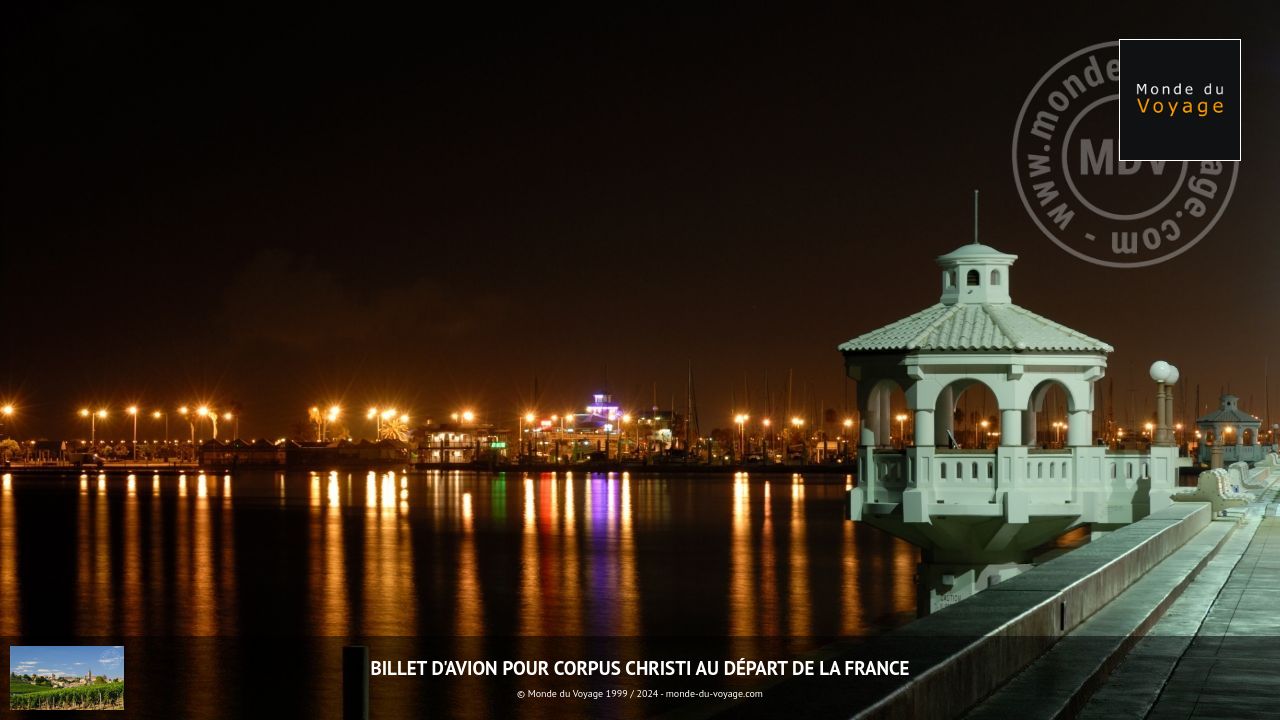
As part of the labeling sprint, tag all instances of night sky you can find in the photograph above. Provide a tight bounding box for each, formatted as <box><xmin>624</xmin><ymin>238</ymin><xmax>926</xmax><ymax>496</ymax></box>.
<box><xmin>3</xmin><ymin>4</ymin><xmax>1279</xmax><ymax>440</ymax></box>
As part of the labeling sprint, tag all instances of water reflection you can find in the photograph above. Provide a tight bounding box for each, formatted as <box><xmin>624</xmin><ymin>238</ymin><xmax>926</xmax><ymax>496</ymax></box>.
<box><xmin>760</xmin><ymin>480</ymin><xmax>777</xmax><ymax>634</ymax></box>
<box><xmin>0</xmin><ymin>473</ymin><xmax>18</xmax><ymax>635</ymax></box>
<box><xmin>730</xmin><ymin>472</ymin><xmax>756</xmax><ymax>636</ymax></box>
<box><xmin>789</xmin><ymin>475</ymin><xmax>810</xmax><ymax>636</ymax></box>
<box><xmin>9</xmin><ymin>469</ymin><xmax>919</xmax><ymax>647</ymax></box>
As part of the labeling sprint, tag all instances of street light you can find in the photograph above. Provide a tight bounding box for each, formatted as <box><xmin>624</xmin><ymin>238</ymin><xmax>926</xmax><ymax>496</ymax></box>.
<box><xmin>178</xmin><ymin>406</ymin><xmax>196</xmax><ymax>446</ymax></box>
<box><xmin>152</xmin><ymin>410</ymin><xmax>169</xmax><ymax>443</ymax></box>
<box><xmin>309</xmin><ymin>406</ymin><xmax>322</xmax><ymax>441</ymax></box>
<box><xmin>789</xmin><ymin>416</ymin><xmax>806</xmax><ymax>462</ymax></box>
<box><xmin>734</xmin><ymin>413</ymin><xmax>748</xmax><ymax>460</ymax></box>
<box><xmin>223</xmin><ymin>411</ymin><xmax>236</xmax><ymax>440</ymax></box>
<box><xmin>197</xmin><ymin>405</ymin><xmax>218</xmax><ymax>440</ymax></box>
<box><xmin>519</xmin><ymin>412</ymin><xmax>535</xmax><ymax>461</ymax></box>
<box><xmin>127</xmin><ymin>406</ymin><xmax>138</xmax><ymax>461</ymax></box>
<box><xmin>325</xmin><ymin>405</ymin><xmax>341</xmax><ymax>441</ymax></box>
<box><xmin>368</xmin><ymin>406</ymin><xmax>398</xmax><ymax>439</ymax></box>
<box><xmin>80</xmin><ymin>408</ymin><xmax>107</xmax><ymax>444</ymax></box>
<box><xmin>461</xmin><ymin>410</ymin><xmax>475</xmax><ymax>424</ymax></box>
<box><xmin>895</xmin><ymin>413</ymin><xmax>908</xmax><ymax>448</ymax></box>
<box><xmin>979</xmin><ymin>419</ymin><xmax>990</xmax><ymax>448</ymax></box>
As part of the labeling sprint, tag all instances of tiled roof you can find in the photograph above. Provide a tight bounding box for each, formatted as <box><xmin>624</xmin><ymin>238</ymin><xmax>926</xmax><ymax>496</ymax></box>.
<box><xmin>1196</xmin><ymin>407</ymin><xmax>1259</xmax><ymax>424</ymax></box>
<box><xmin>839</xmin><ymin>303</ymin><xmax>1113</xmax><ymax>353</ymax></box>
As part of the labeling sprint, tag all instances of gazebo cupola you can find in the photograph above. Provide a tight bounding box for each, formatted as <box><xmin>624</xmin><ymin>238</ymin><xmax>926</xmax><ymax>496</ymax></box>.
<box><xmin>938</xmin><ymin>243</ymin><xmax>1017</xmax><ymax>305</ymax></box>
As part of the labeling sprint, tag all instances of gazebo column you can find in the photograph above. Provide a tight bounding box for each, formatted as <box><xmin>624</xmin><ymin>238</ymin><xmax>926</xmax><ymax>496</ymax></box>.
<box><xmin>1022</xmin><ymin>409</ymin><xmax>1037</xmax><ymax>447</ymax></box>
<box><xmin>1000</xmin><ymin>409</ymin><xmax>1022</xmax><ymax>446</ymax></box>
<box><xmin>934</xmin><ymin>386</ymin><xmax>953</xmax><ymax>447</ymax></box>
<box><xmin>860</xmin><ymin>388</ymin><xmax>881</xmax><ymax>448</ymax></box>
<box><xmin>1067</xmin><ymin>409</ymin><xmax>1092</xmax><ymax>447</ymax></box>
<box><xmin>914</xmin><ymin>409</ymin><xmax>935</xmax><ymax>447</ymax></box>
<box><xmin>879</xmin><ymin>390</ymin><xmax>892</xmax><ymax>447</ymax></box>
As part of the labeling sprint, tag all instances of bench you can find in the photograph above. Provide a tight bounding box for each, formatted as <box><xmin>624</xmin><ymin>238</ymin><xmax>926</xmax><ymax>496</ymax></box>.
<box><xmin>1172</xmin><ymin>468</ymin><xmax>1254</xmax><ymax>515</ymax></box>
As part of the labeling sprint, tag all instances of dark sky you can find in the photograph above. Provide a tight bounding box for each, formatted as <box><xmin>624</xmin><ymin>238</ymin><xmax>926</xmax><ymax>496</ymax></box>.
<box><xmin>3</xmin><ymin>3</ymin><xmax>1279</xmax><ymax>440</ymax></box>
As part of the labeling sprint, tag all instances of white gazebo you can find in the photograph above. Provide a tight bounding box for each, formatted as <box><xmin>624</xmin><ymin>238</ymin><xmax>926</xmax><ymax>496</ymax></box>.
<box><xmin>843</xmin><ymin>241</ymin><xmax>1178</xmax><ymax>613</ymax></box>
<box><xmin>1195</xmin><ymin>394</ymin><xmax>1267</xmax><ymax>467</ymax></box>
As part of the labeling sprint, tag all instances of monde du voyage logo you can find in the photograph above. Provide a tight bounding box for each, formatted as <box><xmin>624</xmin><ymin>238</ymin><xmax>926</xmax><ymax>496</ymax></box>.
<box><xmin>1012</xmin><ymin>41</ymin><xmax>1238</xmax><ymax>268</ymax></box>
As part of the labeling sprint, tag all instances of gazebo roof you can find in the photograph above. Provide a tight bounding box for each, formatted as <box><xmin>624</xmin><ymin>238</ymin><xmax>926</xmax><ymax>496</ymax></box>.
<box><xmin>1196</xmin><ymin>395</ymin><xmax>1259</xmax><ymax>425</ymax></box>
<box><xmin>936</xmin><ymin>243</ymin><xmax>1018</xmax><ymax>263</ymax></box>
<box><xmin>839</xmin><ymin>302</ymin><xmax>1113</xmax><ymax>354</ymax></box>
<box><xmin>1196</xmin><ymin>407</ymin><xmax>1258</xmax><ymax>424</ymax></box>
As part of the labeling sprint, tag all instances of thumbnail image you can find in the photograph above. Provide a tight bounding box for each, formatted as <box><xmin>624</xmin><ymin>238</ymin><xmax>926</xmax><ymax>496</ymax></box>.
<box><xmin>9</xmin><ymin>646</ymin><xmax>124</xmax><ymax>711</ymax></box>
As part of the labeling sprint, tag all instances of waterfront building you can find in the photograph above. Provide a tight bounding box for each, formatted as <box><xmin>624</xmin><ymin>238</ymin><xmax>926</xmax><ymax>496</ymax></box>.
<box><xmin>416</xmin><ymin>423</ymin><xmax>506</xmax><ymax>463</ymax></box>
<box><xmin>198</xmin><ymin>438</ymin><xmax>286</xmax><ymax>465</ymax></box>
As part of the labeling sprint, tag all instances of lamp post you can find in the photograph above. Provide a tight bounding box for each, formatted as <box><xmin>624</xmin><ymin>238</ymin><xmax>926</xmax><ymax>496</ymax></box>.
<box><xmin>521</xmin><ymin>412</ymin><xmax>535</xmax><ymax>462</ymax></box>
<box><xmin>127</xmin><ymin>406</ymin><xmax>138</xmax><ymax>461</ymax></box>
<box><xmin>762</xmin><ymin>418</ymin><xmax>772</xmax><ymax>462</ymax></box>
<box><xmin>842</xmin><ymin>418</ymin><xmax>854</xmax><ymax>459</ymax></box>
<box><xmin>179</xmin><ymin>406</ymin><xmax>196</xmax><ymax>446</ymax></box>
<box><xmin>223</xmin><ymin>412</ymin><xmax>236</xmax><ymax>441</ymax></box>
<box><xmin>152</xmin><ymin>410</ymin><xmax>169</xmax><ymax>443</ymax></box>
<box><xmin>197</xmin><ymin>406</ymin><xmax>217</xmax><ymax>440</ymax></box>
<box><xmin>80</xmin><ymin>408</ymin><xmax>107</xmax><ymax>445</ymax></box>
<box><xmin>1</xmin><ymin>405</ymin><xmax>12</xmax><ymax>439</ymax></box>
<box><xmin>979</xmin><ymin>419</ymin><xmax>990</xmax><ymax>448</ymax></box>
<box><xmin>367</xmin><ymin>407</ymin><xmax>397</xmax><ymax>440</ymax></box>
<box><xmin>326</xmin><ymin>406</ymin><xmax>341</xmax><ymax>441</ymax></box>
<box><xmin>552</xmin><ymin>413</ymin><xmax>568</xmax><ymax>464</ymax></box>
<box><xmin>733</xmin><ymin>414</ymin><xmax>748</xmax><ymax>461</ymax></box>
<box><xmin>895</xmin><ymin>413</ymin><xmax>908</xmax><ymax>449</ymax></box>
<box><xmin>1148</xmin><ymin>361</ymin><xmax>1180</xmax><ymax>446</ymax></box>
<box><xmin>620</xmin><ymin>413</ymin><xmax>631</xmax><ymax>461</ymax></box>
<box><xmin>790</xmin><ymin>416</ymin><xmax>805</xmax><ymax>463</ymax></box>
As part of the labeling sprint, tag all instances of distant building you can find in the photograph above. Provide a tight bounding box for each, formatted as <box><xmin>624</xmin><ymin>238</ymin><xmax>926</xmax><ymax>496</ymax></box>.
<box><xmin>198</xmin><ymin>439</ymin><xmax>286</xmax><ymax>465</ymax></box>
<box><xmin>635</xmin><ymin>409</ymin><xmax>678</xmax><ymax>451</ymax></box>
<box><xmin>415</xmin><ymin>424</ymin><xmax>507</xmax><ymax>463</ymax></box>
<box><xmin>197</xmin><ymin>438</ymin><xmax>409</xmax><ymax>466</ymax></box>
<box><xmin>1196</xmin><ymin>394</ymin><xmax>1268</xmax><ymax>465</ymax></box>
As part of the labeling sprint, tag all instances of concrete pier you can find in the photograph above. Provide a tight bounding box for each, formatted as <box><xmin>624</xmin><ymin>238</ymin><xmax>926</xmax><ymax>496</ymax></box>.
<box><xmin>1078</xmin><ymin>484</ymin><xmax>1280</xmax><ymax>718</ymax></box>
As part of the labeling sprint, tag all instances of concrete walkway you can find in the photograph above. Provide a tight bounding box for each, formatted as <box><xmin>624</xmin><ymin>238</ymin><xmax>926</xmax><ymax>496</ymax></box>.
<box><xmin>1080</xmin><ymin>485</ymin><xmax>1280</xmax><ymax>719</ymax></box>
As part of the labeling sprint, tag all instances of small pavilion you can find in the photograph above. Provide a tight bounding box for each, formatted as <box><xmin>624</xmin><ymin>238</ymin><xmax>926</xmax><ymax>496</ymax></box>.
<box><xmin>1195</xmin><ymin>394</ymin><xmax>1265</xmax><ymax>466</ymax></box>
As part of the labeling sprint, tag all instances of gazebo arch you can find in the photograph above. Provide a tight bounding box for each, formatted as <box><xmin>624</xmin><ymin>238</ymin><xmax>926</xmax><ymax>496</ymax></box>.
<box><xmin>931</xmin><ymin>378</ymin><xmax>1002</xmax><ymax>449</ymax></box>
<box><xmin>861</xmin><ymin>377</ymin><xmax>907</xmax><ymax>448</ymax></box>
